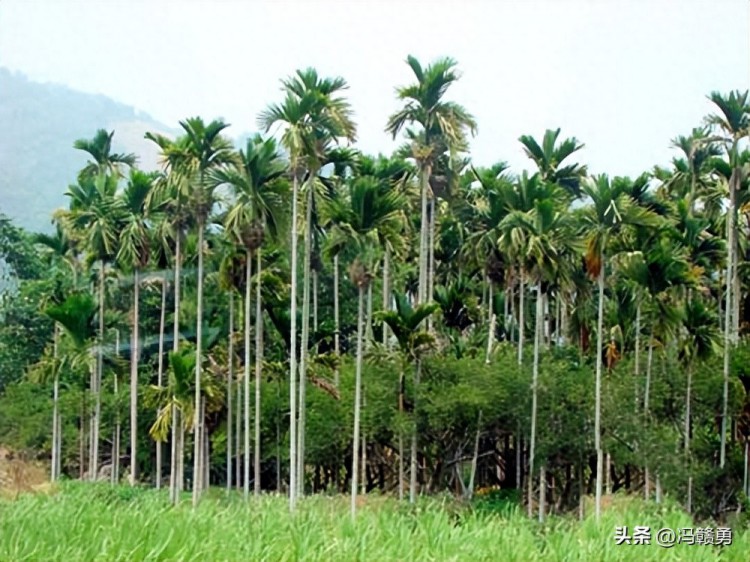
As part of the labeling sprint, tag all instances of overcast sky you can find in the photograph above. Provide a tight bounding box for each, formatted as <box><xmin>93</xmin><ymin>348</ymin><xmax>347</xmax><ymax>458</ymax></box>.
<box><xmin>1</xmin><ymin>0</ymin><xmax>748</xmax><ymax>177</ymax></box>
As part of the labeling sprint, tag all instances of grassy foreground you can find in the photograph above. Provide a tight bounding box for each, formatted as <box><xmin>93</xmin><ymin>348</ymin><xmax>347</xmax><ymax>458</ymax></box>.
<box><xmin>0</xmin><ymin>483</ymin><xmax>748</xmax><ymax>561</ymax></box>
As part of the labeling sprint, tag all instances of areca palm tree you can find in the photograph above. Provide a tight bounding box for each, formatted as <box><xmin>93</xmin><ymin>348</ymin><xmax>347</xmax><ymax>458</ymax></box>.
<box><xmin>259</xmin><ymin>69</ymin><xmax>356</xmax><ymax>507</ymax></box>
<box><xmin>499</xmin><ymin>185</ymin><xmax>581</xmax><ymax>519</ymax></box>
<box><xmin>704</xmin><ymin>90</ymin><xmax>750</xmax><ymax>467</ymax></box>
<box><xmin>468</xmin><ymin>163</ymin><xmax>514</xmax><ymax>363</ymax></box>
<box><xmin>519</xmin><ymin>128</ymin><xmax>587</xmax><ymax>198</ymax></box>
<box><xmin>580</xmin><ymin>174</ymin><xmax>661</xmax><ymax>519</ymax></box>
<box><xmin>678</xmin><ymin>297</ymin><xmax>720</xmax><ymax>512</ymax></box>
<box><xmin>214</xmin><ymin>133</ymin><xmax>287</xmax><ymax>497</ymax></box>
<box><xmin>174</xmin><ymin>117</ymin><xmax>236</xmax><ymax>506</ymax></box>
<box><xmin>56</xmin><ymin>172</ymin><xmax>125</xmax><ymax>480</ymax></box>
<box><xmin>42</xmin><ymin>292</ymin><xmax>98</xmax><ymax>479</ymax></box>
<box><xmin>74</xmin><ymin>129</ymin><xmax>136</xmax><ymax>181</ymax></box>
<box><xmin>375</xmin><ymin>292</ymin><xmax>439</xmax><ymax>503</ymax></box>
<box><xmin>117</xmin><ymin>169</ymin><xmax>157</xmax><ymax>485</ymax></box>
<box><xmin>386</xmin><ymin>55</ymin><xmax>476</xmax><ymax>310</ymax></box>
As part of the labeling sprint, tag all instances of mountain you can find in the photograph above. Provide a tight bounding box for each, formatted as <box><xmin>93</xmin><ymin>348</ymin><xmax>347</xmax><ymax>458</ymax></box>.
<box><xmin>0</xmin><ymin>68</ymin><xmax>177</xmax><ymax>233</ymax></box>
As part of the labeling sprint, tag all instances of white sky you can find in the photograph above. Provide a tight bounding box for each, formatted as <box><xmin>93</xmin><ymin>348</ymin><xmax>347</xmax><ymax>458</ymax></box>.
<box><xmin>1</xmin><ymin>0</ymin><xmax>748</xmax><ymax>177</ymax></box>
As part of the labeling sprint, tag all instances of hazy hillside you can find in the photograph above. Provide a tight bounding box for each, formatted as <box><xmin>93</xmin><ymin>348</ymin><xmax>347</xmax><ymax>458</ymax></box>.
<box><xmin>0</xmin><ymin>68</ymin><xmax>176</xmax><ymax>233</ymax></box>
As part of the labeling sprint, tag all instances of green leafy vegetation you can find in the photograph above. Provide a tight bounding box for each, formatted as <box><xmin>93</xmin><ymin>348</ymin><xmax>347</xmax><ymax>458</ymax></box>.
<box><xmin>1</xmin><ymin>483</ymin><xmax>748</xmax><ymax>561</ymax></box>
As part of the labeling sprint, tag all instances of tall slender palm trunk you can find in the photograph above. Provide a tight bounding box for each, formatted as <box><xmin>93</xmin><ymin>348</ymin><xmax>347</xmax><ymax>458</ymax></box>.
<box><xmin>113</xmin><ymin>330</ymin><xmax>121</xmax><ymax>484</ymax></box>
<box><xmin>427</xmin><ymin>198</ymin><xmax>436</xmax><ymax>332</ymax></box>
<box><xmin>192</xmin><ymin>224</ymin><xmax>205</xmax><ymax>507</ymax></box>
<box><xmin>382</xmin><ymin>248</ymin><xmax>390</xmax><ymax>345</ymax></box>
<box><xmin>409</xmin><ymin>360</ymin><xmax>421</xmax><ymax>504</ymax></box>
<box><xmin>333</xmin><ymin>254</ymin><xmax>341</xmax><ymax>387</ymax></box>
<box><xmin>90</xmin><ymin>262</ymin><xmax>105</xmax><ymax>481</ymax></box>
<box><xmin>297</xmin><ymin>182</ymin><xmax>314</xmax><ymax>498</ymax></box>
<box><xmin>594</xmin><ymin>267</ymin><xmax>605</xmax><ymax>520</ymax></box>
<box><xmin>129</xmin><ymin>269</ymin><xmax>140</xmax><ymax>485</ymax></box>
<box><xmin>485</xmin><ymin>279</ymin><xmax>495</xmax><ymax>364</ymax></box>
<box><xmin>51</xmin><ymin>323</ymin><xmax>60</xmax><ymax>482</ymax></box>
<box><xmin>227</xmin><ymin>291</ymin><xmax>234</xmax><ymax>491</ymax></box>
<box><xmin>170</xmin><ymin>234</ymin><xmax>182</xmax><ymax>504</ymax></box>
<box><xmin>684</xmin><ymin>364</ymin><xmax>693</xmax><ymax>513</ymax></box>
<box><xmin>244</xmin><ymin>251</ymin><xmax>252</xmax><ymax>499</ymax></box>
<box><xmin>720</xmin><ymin>169</ymin><xmax>737</xmax><ymax>467</ymax></box>
<box><xmin>156</xmin><ymin>274</ymin><xmax>167</xmax><ymax>489</ymax></box>
<box><xmin>527</xmin><ymin>286</ymin><xmax>543</xmax><ymax>518</ymax></box>
<box><xmin>518</xmin><ymin>270</ymin><xmax>525</xmax><ymax>365</ymax></box>
<box><xmin>644</xmin><ymin>328</ymin><xmax>654</xmax><ymax>499</ymax></box>
<box><xmin>254</xmin><ymin>249</ymin><xmax>264</xmax><ymax>496</ymax></box>
<box><xmin>288</xmin><ymin>172</ymin><xmax>300</xmax><ymax>510</ymax></box>
<box><xmin>351</xmin><ymin>284</ymin><xmax>365</xmax><ymax>517</ymax></box>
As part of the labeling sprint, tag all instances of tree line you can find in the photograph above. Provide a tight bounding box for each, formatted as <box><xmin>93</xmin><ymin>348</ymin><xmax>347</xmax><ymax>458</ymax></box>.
<box><xmin>0</xmin><ymin>56</ymin><xmax>749</xmax><ymax>522</ymax></box>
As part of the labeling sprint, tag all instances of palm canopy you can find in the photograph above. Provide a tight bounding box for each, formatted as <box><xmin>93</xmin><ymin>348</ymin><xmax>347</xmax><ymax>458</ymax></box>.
<box><xmin>374</xmin><ymin>291</ymin><xmax>439</xmax><ymax>360</ymax></box>
<box><xmin>146</xmin><ymin>118</ymin><xmax>236</xmax><ymax>225</ymax></box>
<box><xmin>147</xmin><ymin>344</ymin><xmax>223</xmax><ymax>441</ymax></box>
<box><xmin>213</xmin><ymin>133</ymin><xmax>288</xmax><ymax>250</ymax></box>
<box><xmin>499</xmin><ymin>189</ymin><xmax>582</xmax><ymax>286</ymax></box>
<box><xmin>705</xmin><ymin>90</ymin><xmax>750</xmax><ymax>144</ymax></box>
<box><xmin>579</xmin><ymin>174</ymin><xmax>663</xmax><ymax>278</ymax></box>
<box><xmin>518</xmin><ymin>128</ymin><xmax>587</xmax><ymax>197</ymax></box>
<box><xmin>678</xmin><ymin>298</ymin><xmax>721</xmax><ymax>366</ymax></box>
<box><xmin>385</xmin><ymin>55</ymin><xmax>477</xmax><ymax>163</ymax></box>
<box><xmin>258</xmin><ymin>68</ymin><xmax>356</xmax><ymax>172</ymax></box>
<box><xmin>44</xmin><ymin>292</ymin><xmax>98</xmax><ymax>349</ymax></box>
<box><xmin>57</xmin><ymin>173</ymin><xmax>126</xmax><ymax>265</ymax></box>
<box><xmin>74</xmin><ymin>129</ymin><xmax>136</xmax><ymax>180</ymax></box>
<box><xmin>322</xmin><ymin>172</ymin><xmax>408</xmax><ymax>261</ymax></box>
<box><xmin>117</xmin><ymin>169</ymin><xmax>158</xmax><ymax>271</ymax></box>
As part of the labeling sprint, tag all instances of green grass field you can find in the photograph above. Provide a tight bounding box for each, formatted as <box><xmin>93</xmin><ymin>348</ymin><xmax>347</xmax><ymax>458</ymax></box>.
<box><xmin>0</xmin><ymin>483</ymin><xmax>748</xmax><ymax>561</ymax></box>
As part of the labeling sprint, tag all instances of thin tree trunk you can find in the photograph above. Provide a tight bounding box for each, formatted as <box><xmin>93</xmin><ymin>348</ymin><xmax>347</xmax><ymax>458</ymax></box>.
<box><xmin>254</xmin><ymin>249</ymin><xmax>263</xmax><ymax>496</ymax></box>
<box><xmin>743</xmin><ymin>441</ymin><xmax>748</xmax><ymax>497</ymax></box>
<box><xmin>366</xmin><ymin>282</ymin><xmax>374</xmax><ymax>348</ymax></box>
<box><xmin>51</xmin><ymin>323</ymin><xmax>60</xmax><ymax>482</ymax></box>
<box><xmin>644</xmin><ymin>329</ymin><xmax>654</xmax><ymax>501</ymax></box>
<box><xmin>113</xmin><ymin>330</ymin><xmax>120</xmax><ymax>485</ymax></box>
<box><xmin>351</xmin><ymin>284</ymin><xmax>365</xmax><ymax>518</ymax></box>
<box><xmin>528</xmin><ymin>286</ymin><xmax>543</xmax><ymax>517</ymax></box>
<box><xmin>244</xmin><ymin>251</ymin><xmax>252</xmax><ymax>499</ymax></box>
<box><xmin>518</xmin><ymin>270</ymin><xmax>525</xmax><ymax>366</ymax></box>
<box><xmin>503</xmin><ymin>283</ymin><xmax>513</xmax><ymax>341</ymax></box>
<box><xmin>485</xmin><ymin>279</ymin><xmax>494</xmax><ymax>364</ymax></box>
<box><xmin>156</xmin><ymin>273</ymin><xmax>167</xmax><ymax>490</ymax></box>
<box><xmin>418</xmin><ymin>165</ymin><xmax>430</xmax><ymax>305</ymax></box>
<box><xmin>288</xmin><ymin>171</ymin><xmax>300</xmax><ymax>510</ymax></box>
<box><xmin>410</xmin><ymin>360</ymin><xmax>421</xmax><ymax>504</ymax></box>
<box><xmin>227</xmin><ymin>291</ymin><xmax>234</xmax><ymax>492</ymax></box>
<box><xmin>466</xmin><ymin>410</ymin><xmax>482</xmax><ymax>501</ymax></box>
<box><xmin>91</xmin><ymin>262</ymin><xmax>105</xmax><ymax>481</ymax></box>
<box><xmin>129</xmin><ymin>269</ymin><xmax>140</xmax><ymax>485</ymax></box>
<box><xmin>398</xmin><ymin>366</ymin><xmax>405</xmax><ymax>501</ymax></box>
<box><xmin>333</xmin><ymin>254</ymin><xmax>341</xmax><ymax>387</ymax></box>
<box><xmin>170</xmin><ymin>233</ymin><xmax>182</xmax><ymax>504</ymax></box>
<box><xmin>605</xmin><ymin>453</ymin><xmax>611</xmax><ymax>495</ymax></box>
<box><xmin>382</xmin><ymin>247</ymin><xmax>390</xmax><ymax>345</ymax></box>
<box><xmin>720</xmin><ymin>173</ymin><xmax>736</xmax><ymax>467</ymax></box>
<box><xmin>684</xmin><ymin>363</ymin><xmax>693</xmax><ymax>513</ymax></box>
<box><xmin>594</xmin><ymin>267</ymin><xmax>605</xmax><ymax>520</ymax></box>
<box><xmin>202</xmin><ymin>397</ymin><xmax>209</xmax><ymax>490</ymax></box>
<box><xmin>192</xmin><ymin>223</ymin><xmax>205</xmax><ymax>507</ymax></box>
<box><xmin>297</xmin><ymin>181</ymin><xmax>314</xmax><ymax>499</ymax></box>
<box><xmin>634</xmin><ymin>302</ymin><xmax>641</xmax><ymax>410</ymax></box>
<box><xmin>427</xmin><ymin>197</ymin><xmax>436</xmax><ymax>332</ymax></box>
<box><xmin>236</xmin><ymin>357</ymin><xmax>241</xmax><ymax>491</ymax></box>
